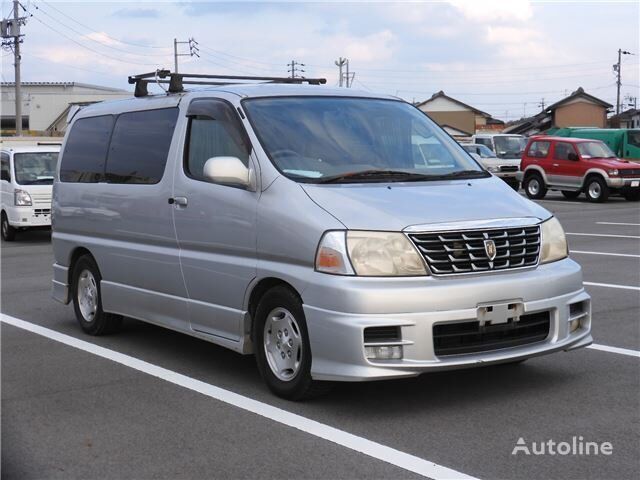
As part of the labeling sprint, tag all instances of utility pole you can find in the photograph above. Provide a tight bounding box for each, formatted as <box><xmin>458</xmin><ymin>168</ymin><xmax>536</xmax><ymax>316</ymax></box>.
<box><xmin>614</xmin><ymin>48</ymin><xmax>633</xmax><ymax>115</ymax></box>
<box><xmin>538</xmin><ymin>98</ymin><xmax>545</xmax><ymax>111</ymax></box>
<box><xmin>173</xmin><ymin>37</ymin><xmax>199</xmax><ymax>73</ymax></box>
<box><xmin>1</xmin><ymin>0</ymin><xmax>26</xmax><ymax>135</ymax></box>
<box><xmin>335</xmin><ymin>57</ymin><xmax>346</xmax><ymax>87</ymax></box>
<box><xmin>288</xmin><ymin>60</ymin><xmax>305</xmax><ymax>79</ymax></box>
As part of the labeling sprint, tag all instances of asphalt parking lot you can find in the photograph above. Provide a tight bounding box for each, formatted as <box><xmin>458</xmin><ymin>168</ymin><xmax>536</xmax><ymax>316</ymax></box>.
<box><xmin>2</xmin><ymin>192</ymin><xmax>639</xmax><ymax>480</ymax></box>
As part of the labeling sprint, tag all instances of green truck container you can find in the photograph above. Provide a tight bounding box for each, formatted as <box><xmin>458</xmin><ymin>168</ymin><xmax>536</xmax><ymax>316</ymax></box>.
<box><xmin>548</xmin><ymin>127</ymin><xmax>640</xmax><ymax>161</ymax></box>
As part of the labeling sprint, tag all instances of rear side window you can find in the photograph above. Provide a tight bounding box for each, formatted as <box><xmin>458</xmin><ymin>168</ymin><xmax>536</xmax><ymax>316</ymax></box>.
<box><xmin>60</xmin><ymin>115</ymin><xmax>113</xmax><ymax>183</ymax></box>
<box><xmin>553</xmin><ymin>142</ymin><xmax>575</xmax><ymax>160</ymax></box>
<box><xmin>476</xmin><ymin>138</ymin><xmax>492</xmax><ymax>149</ymax></box>
<box><xmin>106</xmin><ymin>108</ymin><xmax>178</xmax><ymax>184</ymax></box>
<box><xmin>527</xmin><ymin>141</ymin><xmax>550</xmax><ymax>158</ymax></box>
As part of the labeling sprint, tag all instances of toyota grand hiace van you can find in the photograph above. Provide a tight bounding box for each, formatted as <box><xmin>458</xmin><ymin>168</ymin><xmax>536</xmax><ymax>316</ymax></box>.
<box><xmin>52</xmin><ymin>72</ymin><xmax>592</xmax><ymax>399</ymax></box>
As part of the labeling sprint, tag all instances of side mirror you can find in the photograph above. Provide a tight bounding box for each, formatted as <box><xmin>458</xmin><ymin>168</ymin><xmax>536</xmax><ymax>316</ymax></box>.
<box><xmin>203</xmin><ymin>156</ymin><xmax>250</xmax><ymax>188</ymax></box>
<box><xmin>568</xmin><ymin>152</ymin><xmax>579</xmax><ymax>161</ymax></box>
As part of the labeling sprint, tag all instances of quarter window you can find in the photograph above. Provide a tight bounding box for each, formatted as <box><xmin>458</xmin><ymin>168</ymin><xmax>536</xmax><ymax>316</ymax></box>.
<box><xmin>527</xmin><ymin>141</ymin><xmax>550</xmax><ymax>158</ymax></box>
<box><xmin>106</xmin><ymin>108</ymin><xmax>178</xmax><ymax>184</ymax></box>
<box><xmin>1</xmin><ymin>153</ymin><xmax>10</xmax><ymax>182</ymax></box>
<box><xmin>553</xmin><ymin>142</ymin><xmax>575</xmax><ymax>160</ymax></box>
<box><xmin>60</xmin><ymin>115</ymin><xmax>113</xmax><ymax>183</ymax></box>
<box><xmin>185</xmin><ymin>116</ymin><xmax>250</xmax><ymax>182</ymax></box>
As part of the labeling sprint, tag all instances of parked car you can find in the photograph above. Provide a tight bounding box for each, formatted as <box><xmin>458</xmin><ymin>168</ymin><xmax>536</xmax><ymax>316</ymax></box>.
<box><xmin>52</xmin><ymin>74</ymin><xmax>592</xmax><ymax>400</ymax></box>
<box><xmin>1</xmin><ymin>145</ymin><xmax>60</xmax><ymax>241</ymax></box>
<box><xmin>471</xmin><ymin>133</ymin><xmax>527</xmax><ymax>160</ymax></box>
<box><xmin>519</xmin><ymin>136</ymin><xmax>640</xmax><ymax>202</ymax></box>
<box><xmin>549</xmin><ymin>127</ymin><xmax>640</xmax><ymax>161</ymax></box>
<box><xmin>461</xmin><ymin>143</ymin><xmax>520</xmax><ymax>190</ymax></box>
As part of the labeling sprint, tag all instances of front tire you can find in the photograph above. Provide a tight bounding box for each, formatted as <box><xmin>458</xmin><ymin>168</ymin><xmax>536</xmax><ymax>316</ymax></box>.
<box><xmin>71</xmin><ymin>255</ymin><xmax>122</xmax><ymax>335</ymax></box>
<box><xmin>1</xmin><ymin>212</ymin><xmax>16</xmax><ymax>241</ymax></box>
<box><xmin>523</xmin><ymin>173</ymin><xmax>547</xmax><ymax>199</ymax></box>
<box><xmin>561</xmin><ymin>190</ymin><xmax>581</xmax><ymax>200</ymax></box>
<box><xmin>252</xmin><ymin>286</ymin><xmax>331</xmax><ymax>400</ymax></box>
<box><xmin>624</xmin><ymin>189</ymin><xmax>640</xmax><ymax>201</ymax></box>
<box><xmin>584</xmin><ymin>176</ymin><xmax>609</xmax><ymax>203</ymax></box>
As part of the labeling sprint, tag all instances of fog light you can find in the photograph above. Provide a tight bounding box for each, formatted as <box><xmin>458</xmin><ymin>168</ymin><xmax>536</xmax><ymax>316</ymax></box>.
<box><xmin>569</xmin><ymin>319</ymin><xmax>581</xmax><ymax>332</ymax></box>
<box><xmin>365</xmin><ymin>345</ymin><xmax>403</xmax><ymax>360</ymax></box>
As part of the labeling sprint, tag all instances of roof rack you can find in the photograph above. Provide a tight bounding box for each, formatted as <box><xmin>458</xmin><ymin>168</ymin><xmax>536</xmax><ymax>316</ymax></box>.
<box><xmin>128</xmin><ymin>70</ymin><xmax>327</xmax><ymax>97</ymax></box>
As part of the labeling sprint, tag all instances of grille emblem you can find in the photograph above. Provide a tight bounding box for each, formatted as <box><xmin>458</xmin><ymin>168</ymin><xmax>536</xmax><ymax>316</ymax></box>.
<box><xmin>484</xmin><ymin>239</ymin><xmax>497</xmax><ymax>260</ymax></box>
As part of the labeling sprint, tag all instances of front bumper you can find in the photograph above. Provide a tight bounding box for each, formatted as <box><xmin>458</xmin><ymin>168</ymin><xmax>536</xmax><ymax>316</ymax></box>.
<box><xmin>302</xmin><ymin>258</ymin><xmax>592</xmax><ymax>381</ymax></box>
<box><xmin>607</xmin><ymin>177</ymin><xmax>640</xmax><ymax>188</ymax></box>
<box><xmin>7</xmin><ymin>206</ymin><xmax>52</xmax><ymax>227</ymax></box>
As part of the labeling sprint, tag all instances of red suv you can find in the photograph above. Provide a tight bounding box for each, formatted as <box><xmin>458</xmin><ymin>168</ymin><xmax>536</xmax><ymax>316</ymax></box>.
<box><xmin>518</xmin><ymin>136</ymin><xmax>640</xmax><ymax>202</ymax></box>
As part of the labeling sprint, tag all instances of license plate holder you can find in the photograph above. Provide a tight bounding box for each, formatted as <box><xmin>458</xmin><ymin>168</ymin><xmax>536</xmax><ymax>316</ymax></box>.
<box><xmin>477</xmin><ymin>301</ymin><xmax>524</xmax><ymax>326</ymax></box>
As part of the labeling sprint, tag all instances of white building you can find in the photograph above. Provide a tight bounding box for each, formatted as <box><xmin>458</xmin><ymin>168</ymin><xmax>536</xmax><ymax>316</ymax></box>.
<box><xmin>1</xmin><ymin>82</ymin><xmax>130</xmax><ymax>133</ymax></box>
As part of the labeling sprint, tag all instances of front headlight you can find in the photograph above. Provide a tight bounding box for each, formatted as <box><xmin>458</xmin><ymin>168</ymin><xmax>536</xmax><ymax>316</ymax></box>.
<box><xmin>14</xmin><ymin>189</ymin><xmax>32</xmax><ymax>206</ymax></box>
<box><xmin>540</xmin><ymin>217</ymin><xmax>568</xmax><ymax>264</ymax></box>
<box><xmin>487</xmin><ymin>165</ymin><xmax>500</xmax><ymax>173</ymax></box>
<box><xmin>315</xmin><ymin>231</ymin><xmax>427</xmax><ymax>276</ymax></box>
<box><xmin>607</xmin><ymin>169</ymin><xmax>619</xmax><ymax>176</ymax></box>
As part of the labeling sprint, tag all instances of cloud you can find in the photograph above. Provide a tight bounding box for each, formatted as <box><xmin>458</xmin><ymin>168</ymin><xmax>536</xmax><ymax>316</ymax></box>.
<box><xmin>448</xmin><ymin>0</ymin><xmax>533</xmax><ymax>22</ymax></box>
<box><xmin>112</xmin><ymin>8</ymin><xmax>160</xmax><ymax>19</ymax></box>
<box><xmin>485</xmin><ymin>26</ymin><xmax>550</xmax><ymax>60</ymax></box>
<box><xmin>83</xmin><ymin>32</ymin><xmax>123</xmax><ymax>47</ymax></box>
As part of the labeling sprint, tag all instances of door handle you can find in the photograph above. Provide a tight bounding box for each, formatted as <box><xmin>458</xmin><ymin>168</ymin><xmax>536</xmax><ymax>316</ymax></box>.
<box><xmin>552</xmin><ymin>163</ymin><xmax>559</xmax><ymax>167</ymax></box>
<box><xmin>168</xmin><ymin>196</ymin><xmax>188</xmax><ymax>207</ymax></box>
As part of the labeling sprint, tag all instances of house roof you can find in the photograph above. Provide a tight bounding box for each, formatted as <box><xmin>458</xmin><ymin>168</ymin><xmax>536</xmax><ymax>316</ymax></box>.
<box><xmin>545</xmin><ymin>87</ymin><xmax>613</xmax><ymax>112</ymax></box>
<box><xmin>0</xmin><ymin>82</ymin><xmax>128</xmax><ymax>93</ymax></box>
<box><xmin>416</xmin><ymin>91</ymin><xmax>491</xmax><ymax>117</ymax></box>
<box><xmin>608</xmin><ymin>108</ymin><xmax>639</xmax><ymax>121</ymax></box>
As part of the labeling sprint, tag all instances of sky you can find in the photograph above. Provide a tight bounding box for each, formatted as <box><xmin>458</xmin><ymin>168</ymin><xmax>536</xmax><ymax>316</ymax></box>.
<box><xmin>1</xmin><ymin>0</ymin><xmax>639</xmax><ymax>122</ymax></box>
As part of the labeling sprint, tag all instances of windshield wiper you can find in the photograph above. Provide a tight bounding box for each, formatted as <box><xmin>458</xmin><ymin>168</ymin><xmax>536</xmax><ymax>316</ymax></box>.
<box><xmin>424</xmin><ymin>170</ymin><xmax>490</xmax><ymax>180</ymax></box>
<box><xmin>317</xmin><ymin>169</ymin><xmax>434</xmax><ymax>184</ymax></box>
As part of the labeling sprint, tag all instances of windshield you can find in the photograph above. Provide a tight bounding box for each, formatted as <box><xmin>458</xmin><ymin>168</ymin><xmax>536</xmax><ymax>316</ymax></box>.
<box><xmin>494</xmin><ymin>136</ymin><xmax>527</xmax><ymax>159</ymax></box>
<box><xmin>463</xmin><ymin>144</ymin><xmax>495</xmax><ymax>158</ymax></box>
<box><xmin>14</xmin><ymin>152</ymin><xmax>59</xmax><ymax>185</ymax></box>
<box><xmin>628</xmin><ymin>130</ymin><xmax>640</xmax><ymax>149</ymax></box>
<box><xmin>576</xmin><ymin>141</ymin><xmax>616</xmax><ymax>158</ymax></box>
<box><xmin>243</xmin><ymin>97</ymin><xmax>485</xmax><ymax>183</ymax></box>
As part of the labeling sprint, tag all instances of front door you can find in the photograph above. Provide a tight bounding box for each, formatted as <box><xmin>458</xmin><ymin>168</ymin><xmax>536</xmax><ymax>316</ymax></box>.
<box><xmin>550</xmin><ymin>141</ymin><xmax>582</xmax><ymax>188</ymax></box>
<box><xmin>172</xmin><ymin>97</ymin><xmax>258</xmax><ymax>341</ymax></box>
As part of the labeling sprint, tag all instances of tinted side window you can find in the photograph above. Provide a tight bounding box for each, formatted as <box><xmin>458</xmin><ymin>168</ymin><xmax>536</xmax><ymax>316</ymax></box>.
<box><xmin>1</xmin><ymin>153</ymin><xmax>10</xmax><ymax>182</ymax></box>
<box><xmin>476</xmin><ymin>138</ymin><xmax>492</xmax><ymax>149</ymax></box>
<box><xmin>553</xmin><ymin>142</ymin><xmax>575</xmax><ymax>160</ymax></box>
<box><xmin>106</xmin><ymin>108</ymin><xmax>178</xmax><ymax>184</ymax></box>
<box><xmin>185</xmin><ymin>117</ymin><xmax>250</xmax><ymax>182</ymax></box>
<box><xmin>60</xmin><ymin>115</ymin><xmax>113</xmax><ymax>183</ymax></box>
<box><xmin>527</xmin><ymin>141</ymin><xmax>550</xmax><ymax>158</ymax></box>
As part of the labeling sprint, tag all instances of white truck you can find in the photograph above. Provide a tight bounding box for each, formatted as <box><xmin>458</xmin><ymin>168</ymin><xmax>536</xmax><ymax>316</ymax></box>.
<box><xmin>1</xmin><ymin>145</ymin><xmax>60</xmax><ymax>241</ymax></box>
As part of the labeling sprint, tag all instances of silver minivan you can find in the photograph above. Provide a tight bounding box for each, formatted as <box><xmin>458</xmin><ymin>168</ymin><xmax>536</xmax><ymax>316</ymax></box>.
<box><xmin>52</xmin><ymin>73</ymin><xmax>592</xmax><ymax>399</ymax></box>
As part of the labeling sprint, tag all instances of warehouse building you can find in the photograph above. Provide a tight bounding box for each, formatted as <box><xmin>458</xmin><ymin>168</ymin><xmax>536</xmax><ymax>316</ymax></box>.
<box><xmin>1</xmin><ymin>82</ymin><xmax>129</xmax><ymax>134</ymax></box>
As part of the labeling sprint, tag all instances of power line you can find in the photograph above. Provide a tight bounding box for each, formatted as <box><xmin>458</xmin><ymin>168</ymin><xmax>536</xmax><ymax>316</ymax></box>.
<box><xmin>30</xmin><ymin>14</ymin><xmax>159</xmax><ymax>67</ymax></box>
<box><xmin>37</xmin><ymin>0</ymin><xmax>169</xmax><ymax>50</ymax></box>
<box><xmin>31</xmin><ymin>2</ymin><xmax>169</xmax><ymax>58</ymax></box>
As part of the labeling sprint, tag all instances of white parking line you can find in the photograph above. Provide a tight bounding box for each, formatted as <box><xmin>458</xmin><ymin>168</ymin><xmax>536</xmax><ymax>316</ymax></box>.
<box><xmin>0</xmin><ymin>313</ymin><xmax>477</xmax><ymax>480</ymax></box>
<box><xmin>566</xmin><ymin>233</ymin><xmax>640</xmax><ymax>239</ymax></box>
<box><xmin>588</xmin><ymin>344</ymin><xmax>640</xmax><ymax>358</ymax></box>
<box><xmin>572</xmin><ymin>250</ymin><xmax>640</xmax><ymax>258</ymax></box>
<box><xmin>596</xmin><ymin>222</ymin><xmax>640</xmax><ymax>227</ymax></box>
<box><xmin>584</xmin><ymin>282</ymin><xmax>640</xmax><ymax>291</ymax></box>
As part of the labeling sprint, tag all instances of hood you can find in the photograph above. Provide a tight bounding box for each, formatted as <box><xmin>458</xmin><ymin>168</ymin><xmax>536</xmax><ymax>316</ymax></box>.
<box><xmin>587</xmin><ymin>157</ymin><xmax>633</xmax><ymax>168</ymax></box>
<box><xmin>302</xmin><ymin>176</ymin><xmax>550</xmax><ymax>231</ymax></box>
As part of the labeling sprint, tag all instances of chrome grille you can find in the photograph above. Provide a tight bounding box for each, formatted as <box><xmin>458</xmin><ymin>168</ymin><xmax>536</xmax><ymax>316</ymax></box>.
<box><xmin>620</xmin><ymin>168</ymin><xmax>640</xmax><ymax>177</ymax></box>
<box><xmin>409</xmin><ymin>225</ymin><xmax>540</xmax><ymax>275</ymax></box>
<box><xmin>30</xmin><ymin>192</ymin><xmax>52</xmax><ymax>205</ymax></box>
<box><xmin>500</xmin><ymin>165</ymin><xmax>519</xmax><ymax>172</ymax></box>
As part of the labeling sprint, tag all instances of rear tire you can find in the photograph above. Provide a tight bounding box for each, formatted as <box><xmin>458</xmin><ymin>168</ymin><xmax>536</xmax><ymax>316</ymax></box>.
<box><xmin>1</xmin><ymin>212</ymin><xmax>16</xmax><ymax>241</ymax></box>
<box><xmin>252</xmin><ymin>285</ymin><xmax>331</xmax><ymax>400</ymax></box>
<box><xmin>584</xmin><ymin>176</ymin><xmax>609</xmax><ymax>203</ymax></box>
<box><xmin>523</xmin><ymin>173</ymin><xmax>547</xmax><ymax>199</ymax></box>
<box><xmin>71</xmin><ymin>255</ymin><xmax>122</xmax><ymax>335</ymax></box>
<box><xmin>561</xmin><ymin>190</ymin><xmax>581</xmax><ymax>200</ymax></box>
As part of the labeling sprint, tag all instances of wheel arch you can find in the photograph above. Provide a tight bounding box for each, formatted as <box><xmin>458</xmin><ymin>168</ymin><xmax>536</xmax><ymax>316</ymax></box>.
<box><xmin>581</xmin><ymin>169</ymin><xmax>608</xmax><ymax>189</ymax></box>
<box><xmin>523</xmin><ymin>165</ymin><xmax>548</xmax><ymax>183</ymax></box>
<box><xmin>245</xmin><ymin>277</ymin><xmax>303</xmax><ymax>338</ymax></box>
